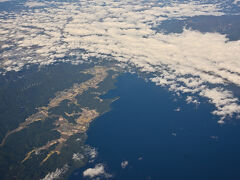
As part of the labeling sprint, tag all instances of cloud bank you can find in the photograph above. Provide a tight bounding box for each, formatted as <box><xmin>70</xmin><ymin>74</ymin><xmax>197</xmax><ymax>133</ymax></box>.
<box><xmin>0</xmin><ymin>0</ymin><xmax>240</xmax><ymax>123</ymax></box>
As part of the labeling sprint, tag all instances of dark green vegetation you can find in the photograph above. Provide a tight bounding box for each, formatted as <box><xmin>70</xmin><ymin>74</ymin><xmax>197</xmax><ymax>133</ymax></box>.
<box><xmin>0</xmin><ymin>62</ymin><xmax>120</xmax><ymax>179</ymax></box>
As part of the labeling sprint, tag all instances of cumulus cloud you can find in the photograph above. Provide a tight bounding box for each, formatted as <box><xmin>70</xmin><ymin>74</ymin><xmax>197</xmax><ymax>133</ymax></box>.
<box><xmin>233</xmin><ymin>0</ymin><xmax>240</xmax><ymax>5</ymax></box>
<box><xmin>72</xmin><ymin>153</ymin><xmax>84</xmax><ymax>162</ymax></box>
<box><xmin>0</xmin><ymin>0</ymin><xmax>240</xmax><ymax>123</ymax></box>
<box><xmin>210</xmin><ymin>136</ymin><xmax>219</xmax><ymax>140</ymax></box>
<box><xmin>186</xmin><ymin>96</ymin><xmax>200</xmax><ymax>105</ymax></box>
<box><xmin>85</xmin><ymin>146</ymin><xmax>98</xmax><ymax>162</ymax></box>
<box><xmin>24</xmin><ymin>1</ymin><xmax>46</xmax><ymax>8</ymax></box>
<box><xmin>41</xmin><ymin>164</ymin><xmax>69</xmax><ymax>180</ymax></box>
<box><xmin>121</xmin><ymin>161</ymin><xmax>129</xmax><ymax>169</ymax></box>
<box><xmin>200</xmin><ymin>88</ymin><xmax>240</xmax><ymax>123</ymax></box>
<box><xmin>83</xmin><ymin>164</ymin><xmax>112</xmax><ymax>178</ymax></box>
<box><xmin>174</xmin><ymin>107</ymin><xmax>181</xmax><ymax>112</ymax></box>
<box><xmin>0</xmin><ymin>0</ymin><xmax>11</xmax><ymax>2</ymax></box>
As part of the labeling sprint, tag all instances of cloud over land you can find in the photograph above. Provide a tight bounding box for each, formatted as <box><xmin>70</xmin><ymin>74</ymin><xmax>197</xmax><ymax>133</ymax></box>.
<box><xmin>0</xmin><ymin>0</ymin><xmax>239</xmax><ymax>122</ymax></box>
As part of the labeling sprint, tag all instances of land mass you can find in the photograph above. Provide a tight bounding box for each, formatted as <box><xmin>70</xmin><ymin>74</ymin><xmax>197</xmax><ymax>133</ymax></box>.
<box><xmin>0</xmin><ymin>63</ymin><xmax>120</xmax><ymax>180</ymax></box>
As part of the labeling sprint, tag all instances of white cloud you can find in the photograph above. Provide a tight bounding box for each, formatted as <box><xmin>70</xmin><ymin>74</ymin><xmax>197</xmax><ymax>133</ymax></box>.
<box><xmin>41</xmin><ymin>164</ymin><xmax>69</xmax><ymax>180</ymax></box>
<box><xmin>0</xmin><ymin>0</ymin><xmax>240</xmax><ymax>122</ymax></box>
<box><xmin>121</xmin><ymin>161</ymin><xmax>129</xmax><ymax>169</ymax></box>
<box><xmin>200</xmin><ymin>88</ymin><xmax>240</xmax><ymax>121</ymax></box>
<box><xmin>83</xmin><ymin>164</ymin><xmax>112</xmax><ymax>178</ymax></box>
<box><xmin>174</xmin><ymin>107</ymin><xmax>181</xmax><ymax>112</ymax></box>
<box><xmin>72</xmin><ymin>153</ymin><xmax>84</xmax><ymax>162</ymax></box>
<box><xmin>233</xmin><ymin>0</ymin><xmax>240</xmax><ymax>5</ymax></box>
<box><xmin>210</xmin><ymin>136</ymin><xmax>219</xmax><ymax>140</ymax></box>
<box><xmin>85</xmin><ymin>146</ymin><xmax>98</xmax><ymax>162</ymax></box>
<box><xmin>186</xmin><ymin>96</ymin><xmax>200</xmax><ymax>105</ymax></box>
<box><xmin>25</xmin><ymin>1</ymin><xmax>46</xmax><ymax>7</ymax></box>
<box><xmin>0</xmin><ymin>0</ymin><xmax>11</xmax><ymax>2</ymax></box>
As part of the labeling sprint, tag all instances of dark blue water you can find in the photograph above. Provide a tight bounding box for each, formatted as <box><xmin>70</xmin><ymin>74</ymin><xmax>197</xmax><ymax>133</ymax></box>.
<box><xmin>70</xmin><ymin>74</ymin><xmax>240</xmax><ymax>180</ymax></box>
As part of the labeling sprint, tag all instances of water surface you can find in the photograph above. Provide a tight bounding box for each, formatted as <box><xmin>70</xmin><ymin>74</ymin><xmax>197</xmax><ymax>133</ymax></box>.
<box><xmin>70</xmin><ymin>73</ymin><xmax>240</xmax><ymax>180</ymax></box>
